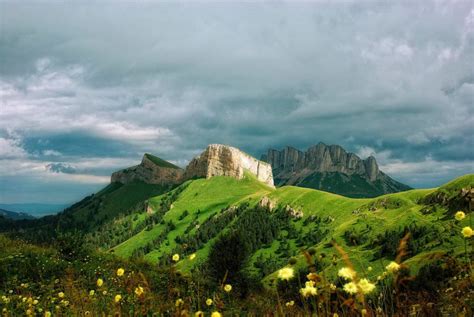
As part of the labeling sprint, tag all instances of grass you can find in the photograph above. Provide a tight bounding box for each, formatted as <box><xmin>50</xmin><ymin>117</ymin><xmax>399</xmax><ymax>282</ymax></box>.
<box><xmin>1</xmin><ymin>173</ymin><xmax>473</xmax><ymax>315</ymax></box>
<box><xmin>109</xmin><ymin>173</ymin><xmax>473</xmax><ymax>289</ymax></box>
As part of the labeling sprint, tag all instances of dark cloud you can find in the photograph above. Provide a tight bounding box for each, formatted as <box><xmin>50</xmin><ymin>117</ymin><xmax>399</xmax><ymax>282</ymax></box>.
<box><xmin>0</xmin><ymin>1</ymin><xmax>473</xmax><ymax>203</ymax></box>
<box><xmin>46</xmin><ymin>163</ymin><xmax>77</xmax><ymax>174</ymax></box>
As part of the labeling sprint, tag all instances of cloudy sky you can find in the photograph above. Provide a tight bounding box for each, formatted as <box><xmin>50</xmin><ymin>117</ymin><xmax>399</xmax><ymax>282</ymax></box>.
<box><xmin>1</xmin><ymin>0</ymin><xmax>473</xmax><ymax>204</ymax></box>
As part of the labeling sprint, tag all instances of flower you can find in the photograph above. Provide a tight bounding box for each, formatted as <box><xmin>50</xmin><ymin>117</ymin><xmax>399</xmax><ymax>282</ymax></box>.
<box><xmin>33</xmin><ymin>299</ymin><xmax>38</xmax><ymax>305</ymax></box>
<box><xmin>307</xmin><ymin>272</ymin><xmax>318</xmax><ymax>281</ymax></box>
<box><xmin>343</xmin><ymin>282</ymin><xmax>358</xmax><ymax>294</ymax></box>
<box><xmin>368</xmin><ymin>266</ymin><xmax>373</xmax><ymax>272</ymax></box>
<box><xmin>206</xmin><ymin>298</ymin><xmax>213</xmax><ymax>306</ymax></box>
<box><xmin>96</xmin><ymin>278</ymin><xmax>104</xmax><ymax>287</ymax></box>
<box><xmin>361</xmin><ymin>309</ymin><xmax>368</xmax><ymax>316</ymax></box>
<box><xmin>300</xmin><ymin>281</ymin><xmax>317</xmax><ymax>297</ymax></box>
<box><xmin>114</xmin><ymin>294</ymin><xmax>122</xmax><ymax>303</ymax></box>
<box><xmin>285</xmin><ymin>300</ymin><xmax>295</xmax><ymax>307</ymax></box>
<box><xmin>358</xmin><ymin>278</ymin><xmax>376</xmax><ymax>294</ymax></box>
<box><xmin>195</xmin><ymin>311</ymin><xmax>204</xmax><ymax>317</ymax></box>
<box><xmin>386</xmin><ymin>261</ymin><xmax>400</xmax><ymax>273</ymax></box>
<box><xmin>134</xmin><ymin>286</ymin><xmax>144</xmax><ymax>296</ymax></box>
<box><xmin>58</xmin><ymin>292</ymin><xmax>65</xmax><ymax>298</ymax></box>
<box><xmin>44</xmin><ymin>312</ymin><xmax>52</xmax><ymax>317</ymax></box>
<box><xmin>116</xmin><ymin>268</ymin><xmax>125</xmax><ymax>276</ymax></box>
<box><xmin>189</xmin><ymin>253</ymin><xmax>196</xmax><ymax>260</ymax></box>
<box><xmin>338</xmin><ymin>267</ymin><xmax>356</xmax><ymax>280</ymax></box>
<box><xmin>278</xmin><ymin>267</ymin><xmax>295</xmax><ymax>280</ymax></box>
<box><xmin>224</xmin><ymin>284</ymin><xmax>232</xmax><ymax>292</ymax></box>
<box><xmin>102</xmin><ymin>290</ymin><xmax>107</xmax><ymax>295</ymax></box>
<box><xmin>455</xmin><ymin>211</ymin><xmax>466</xmax><ymax>221</ymax></box>
<box><xmin>89</xmin><ymin>290</ymin><xmax>95</xmax><ymax>296</ymax></box>
<box><xmin>175</xmin><ymin>298</ymin><xmax>184</xmax><ymax>307</ymax></box>
<box><xmin>211</xmin><ymin>312</ymin><xmax>222</xmax><ymax>317</ymax></box>
<box><xmin>172</xmin><ymin>254</ymin><xmax>180</xmax><ymax>262</ymax></box>
<box><xmin>329</xmin><ymin>283</ymin><xmax>337</xmax><ymax>291</ymax></box>
<box><xmin>462</xmin><ymin>226</ymin><xmax>473</xmax><ymax>238</ymax></box>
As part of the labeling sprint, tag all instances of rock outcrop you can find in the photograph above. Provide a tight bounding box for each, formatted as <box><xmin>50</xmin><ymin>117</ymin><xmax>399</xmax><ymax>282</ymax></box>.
<box><xmin>111</xmin><ymin>153</ymin><xmax>183</xmax><ymax>185</ymax></box>
<box><xmin>261</xmin><ymin>143</ymin><xmax>411</xmax><ymax>197</ymax></box>
<box><xmin>183</xmin><ymin>144</ymin><xmax>274</xmax><ymax>187</ymax></box>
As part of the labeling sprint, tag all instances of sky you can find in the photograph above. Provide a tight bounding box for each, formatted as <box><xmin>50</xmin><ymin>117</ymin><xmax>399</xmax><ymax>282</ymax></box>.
<box><xmin>0</xmin><ymin>0</ymin><xmax>473</xmax><ymax>204</ymax></box>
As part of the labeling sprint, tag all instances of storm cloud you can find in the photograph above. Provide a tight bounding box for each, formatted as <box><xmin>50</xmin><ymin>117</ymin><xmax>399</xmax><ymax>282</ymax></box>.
<box><xmin>0</xmin><ymin>1</ymin><xmax>473</xmax><ymax>203</ymax></box>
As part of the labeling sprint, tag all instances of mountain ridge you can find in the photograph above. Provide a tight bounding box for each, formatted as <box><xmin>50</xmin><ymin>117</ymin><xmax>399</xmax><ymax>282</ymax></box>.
<box><xmin>261</xmin><ymin>142</ymin><xmax>411</xmax><ymax>197</ymax></box>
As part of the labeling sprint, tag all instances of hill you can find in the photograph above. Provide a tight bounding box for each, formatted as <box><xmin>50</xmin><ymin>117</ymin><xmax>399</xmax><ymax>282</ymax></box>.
<box><xmin>85</xmin><ymin>172</ymin><xmax>472</xmax><ymax>287</ymax></box>
<box><xmin>0</xmin><ymin>208</ymin><xmax>35</xmax><ymax>220</ymax></box>
<box><xmin>261</xmin><ymin>143</ymin><xmax>411</xmax><ymax>197</ymax></box>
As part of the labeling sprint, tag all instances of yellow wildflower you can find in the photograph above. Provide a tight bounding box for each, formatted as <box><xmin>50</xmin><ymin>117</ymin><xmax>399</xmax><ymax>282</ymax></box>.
<box><xmin>329</xmin><ymin>283</ymin><xmax>337</xmax><ymax>291</ymax></box>
<box><xmin>116</xmin><ymin>268</ymin><xmax>125</xmax><ymax>276</ymax></box>
<box><xmin>172</xmin><ymin>254</ymin><xmax>180</xmax><ymax>262</ymax></box>
<box><xmin>358</xmin><ymin>278</ymin><xmax>376</xmax><ymax>294</ymax></box>
<box><xmin>343</xmin><ymin>282</ymin><xmax>358</xmax><ymax>294</ymax></box>
<box><xmin>211</xmin><ymin>312</ymin><xmax>222</xmax><ymax>317</ymax></box>
<box><xmin>33</xmin><ymin>299</ymin><xmax>39</xmax><ymax>305</ymax></box>
<box><xmin>96</xmin><ymin>278</ymin><xmax>104</xmax><ymax>287</ymax></box>
<box><xmin>195</xmin><ymin>311</ymin><xmax>204</xmax><ymax>317</ymax></box>
<box><xmin>368</xmin><ymin>266</ymin><xmax>373</xmax><ymax>272</ymax></box>
<box><xmin>278</xmin><ymin>267</ymin><xmax>294</xmax><ymax>280</ymax></box>
<box><xmin>58</xmin><ymin>292</ymin><xmax>64</xmax><ymax>298</ymax></box>
<box><xmin>114</xmin><ymin>294</ymin><xmax>122</xmax><ymax>303</ymax></box>
<box><xmin>462</xmin><ymin>226</ymin><xmax>473</xmax><ymax>238</ymax></box>
<box><xmin>224</xmin><ymin>284</ymin><xmax>232</xmax><ymax>292</ymax></box>
<box><xmin>361</xmin><ymin>309</ymin><xmax>368</xmax><ymax>316</ymax></box>
<box><xmin>455</xmin><ymin>211</ymin><xmax>466</xmax><ymax>221</ymax></box>
<box><xmin>300</xmin><ymin>281</ymin><xmax>317</xmax><ymax>297</ymax></box>
<box><xmin>307</xmin><ymin>272</ymin><xmax>318</xmax><ymax>281</ymax></box>
<box><xmin>175</xmin><ymin>298</ymin><xmax>184</xmax><ymax>307</ymax></box>
<box><xmin>189</xmin><ymin>253</ymin><xmax>196</xmax><ymax>260</ymax></box>
<box><xmin>285</xmin><ymin>300</ymin><xmax>295</xmax><ymax>307</ymax></box>
<box><xmin>102</xmin><ymin>290</ymin><xmax>107</xmax><ymax>295</ymax></box>
<box><xmin>206</xmin><ymin>298</ymin><xmax>213</xmax><ymax>306</ymax></box>
<box><xmin>134</xmin><ymin>286</ymin><xmax>144</xmax><ymax>296</ymax></box>
<box><xmin>386</xmin><ymin>261</ymin><xmax>401</xmax><ymax>273</ymax></box>
<box><xmin>338</xmin><ymin>267</ymin><xmax>356</xmax><ymax>280</ymax></box>
<box><xmin>89</xmin><ymin>290</ymin><xmax>95</xmax><ymax>296</ymax></box>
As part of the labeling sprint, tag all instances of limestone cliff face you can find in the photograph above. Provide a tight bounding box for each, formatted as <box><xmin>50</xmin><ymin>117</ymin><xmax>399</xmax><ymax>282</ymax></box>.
<box><xmin>261</xmin><ymin>143</ymin><xmax>410</xmax><ymax>197</ymax></box>
<box><xmin>183</xmin><ymin>144</ymin><xmax>274</xmax><ymax>187</ymax></box>
<box><xmin>111</xmin><ymin>153</ymin><xmax>183</xmax><ymax>185</ymax></box>
<box><xmin>261</xmin><ymin>143</ymin><xmax>382</xmax><ymax>183</ymax></box>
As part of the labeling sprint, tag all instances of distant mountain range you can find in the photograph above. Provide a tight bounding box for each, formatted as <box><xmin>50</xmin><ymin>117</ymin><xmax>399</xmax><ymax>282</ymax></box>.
<box><xmin>0</xmin><ymin>208</ymin><xmax>35</xmax><ymax>220</ymax></box>
<box><xmin>0</xmin><ymin>203</ymin><xmax>69</xmax><ymax>217</ymax></box>
<box><xmin>261</xmin><ymin>143</ymin><xmax>411</xmax><ymax>198</ymax></box>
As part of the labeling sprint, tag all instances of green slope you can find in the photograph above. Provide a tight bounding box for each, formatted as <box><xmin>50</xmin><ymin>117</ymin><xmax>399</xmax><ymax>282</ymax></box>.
<box><xmin>104</xmin><ymin>173</ymin><xmax>472</xmax><ymax>284</ymax></box>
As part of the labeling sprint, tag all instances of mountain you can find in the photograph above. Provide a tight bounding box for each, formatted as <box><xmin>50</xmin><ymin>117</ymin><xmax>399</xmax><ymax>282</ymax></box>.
<box><xmin>0</xmin><ymin>208</ymin><xmax>35</xmax><ymax>220</ymax></box>
<box><xmin>183</xmin><ymin>144</ymin><xmax>274</xmax><ymax>187</ymax></box>
<box><xmin>111</xmin><ymin>153</ymin><xmax>183</xmax><ymax>185</ymax></box>
<box><xmin>261</xmin><ymin>143</ymin><xmax>411</xmax><ymax>198</ymax></box>
<box><xmin>0</xmin><ymin>203</ymin><xmax>69</xmax><ymax>217</ymax></box>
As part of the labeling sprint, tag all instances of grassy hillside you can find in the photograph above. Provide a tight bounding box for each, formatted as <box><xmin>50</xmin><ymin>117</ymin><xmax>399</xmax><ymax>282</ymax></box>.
<box><xmin>1</xmin><ymin>174</ymin><xmax>472</xmax><ymax>316</ymax></box>
<box><xmin>105</xmin><ymin>172</ymin><xmax>473</xmax><ymax>287</ymax></box>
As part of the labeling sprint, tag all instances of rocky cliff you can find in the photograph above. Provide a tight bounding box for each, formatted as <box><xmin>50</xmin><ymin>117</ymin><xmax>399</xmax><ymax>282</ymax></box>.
<box><xmin>183</xmin><ymin>144</ymin><xmax>274</xmax><ymax>187</ymax></box>
<box><xmin>261</xmin><ymin>143</ymin><xmax>410</xmax><ymax>197</ymax></box>
<box><xmin>111</xmin><ymin>153</ymin><xmax>183</xmax><ymax>185</ymax></box>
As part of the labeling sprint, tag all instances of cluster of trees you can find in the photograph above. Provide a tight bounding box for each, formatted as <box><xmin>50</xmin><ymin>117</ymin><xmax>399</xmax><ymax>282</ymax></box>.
<box><xmin>343</xmin><ymin>223</ymin><xmax>372</xmax><ymax>246</ymax></box>
<box><xmin>370</xmin><ymin>223</ymin><xmax>441</xmax><ymax>259</ymax></box>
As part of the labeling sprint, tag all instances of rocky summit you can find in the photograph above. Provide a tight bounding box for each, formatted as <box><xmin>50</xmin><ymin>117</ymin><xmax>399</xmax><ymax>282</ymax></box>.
<box><xmin>261</xmin><ymin>142</ymin><xmax>411</xmax><ymax>197</ymax></box>
<box><xmin>111</xmin><ymin>153</ymin><xmax>183</xmax><ymax>185</ymax></box>
<box><xmin>183</xmin><ymin>144</ymin><xmax>275</xmax><ymax>187</ymax></box>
